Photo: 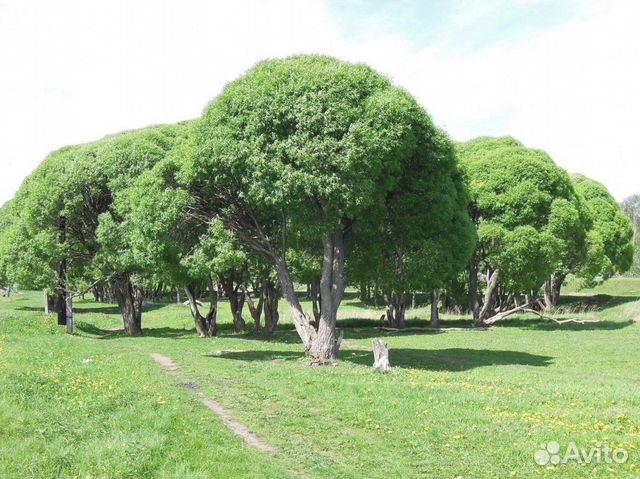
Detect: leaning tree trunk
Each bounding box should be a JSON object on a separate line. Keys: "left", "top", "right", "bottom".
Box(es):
{"left": 478, "top": 269, "right": 500, "bottom": 326}
{"left": 273, "top": 255, "right": 317, "bottom": 351}
{"left": 430, "top": 289, "right": 440, "bottom": 328}
{"left": 113, "top": 275, "right": 143, "bottom": 336}
{"left": 184, "top": 284, "right": 208, "bottom": 337}
{"left": 184, "top": 279, "right": 218, "bottom": 337}
{"left": 271, "top": 225, "right": 347, "bottom": 361}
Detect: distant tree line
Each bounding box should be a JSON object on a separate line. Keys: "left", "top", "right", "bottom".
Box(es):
{"left": 0, "top": 55, "right": 634, "bottom": 361}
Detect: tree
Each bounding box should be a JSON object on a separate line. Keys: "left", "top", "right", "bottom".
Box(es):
{"left": 0, "top": 124, "right": 186, "bottom": 335}
{"left": 572, "top": 175, "right": 634, "bottom": 284}
{"left": 621, "top": 194, "right": 640, "bottom": 276}
{"left": 88, "top": 123, "right": 190, "bottom": 334}
{"left": 185, "top": 54, "right": 471, "bottom": 360}
{"left": 0, "top": 146, "right": 79, "bottom": 324}
{"left": 457, "top": 137, "right": 590, "bottom": 323}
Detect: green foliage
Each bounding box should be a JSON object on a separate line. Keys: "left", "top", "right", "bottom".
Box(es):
{"left": 0, "top": 124, "right": 187, "bottom": 293}
{"left": 621, "top": 194, "right": 640, "bottom": 276}
{"left": 190, "top": 54, "right": 474, "bottom": 293}
{"left": 0, "top": 147, "right": 77, "bottom": 290}
{"left": 116, "top": 122, "right": 248, "bottom": 289}
{"left": 572, "top": 175, "right": 634, "bottom": 282}
{"left": 457, "top": 137, "right": 590, "bottom": 293}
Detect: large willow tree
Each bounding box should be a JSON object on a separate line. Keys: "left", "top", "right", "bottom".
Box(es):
{"left": 457, "top": 137, "right": 591, "bottom": 323}
{"left": 185, "top": 54, "right": 473, "bottom": 360}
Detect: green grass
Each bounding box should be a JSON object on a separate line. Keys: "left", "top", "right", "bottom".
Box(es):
{"left": 1, "top": 279, "right": 640, "bottom": 478}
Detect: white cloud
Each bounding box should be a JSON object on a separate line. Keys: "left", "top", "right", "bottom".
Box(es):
{"left": 0, "top": 0, "right": 638, "bottom": 204}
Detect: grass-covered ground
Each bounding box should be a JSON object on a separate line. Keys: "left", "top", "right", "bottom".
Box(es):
{"left": 1, "top": 279, "right": 639, "bottom": 478}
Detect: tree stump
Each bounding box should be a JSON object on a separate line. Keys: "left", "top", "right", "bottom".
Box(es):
{"left": 372, "top": 339, "right": 391, "bottom": 372}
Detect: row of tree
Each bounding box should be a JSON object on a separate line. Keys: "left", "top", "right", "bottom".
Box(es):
{"left": 0, "top": 55, "right": 634, "bottom": 361}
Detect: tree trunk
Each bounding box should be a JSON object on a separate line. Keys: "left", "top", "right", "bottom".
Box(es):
{"left": 383, "top": 290, "right": 395, "bottom": 327}
{"left": 308, "top": 229, "right": 346, "bottom": 360}
{"left": 221, "top": 272, "right": 246, "bottom": 332}
{"left": 469, "top": 253, "right": 480, "bottom": 322}
{"left": 430, "top": 289, "right": 440, "bottom": 328}
{"left": 65, "top": 296, "right": 73, "bottom": 334}
{"left": 44, "top": 292, "right": 55, "bottom": 315}
{"left": 263, "top": 280, "right": 280, "bottom": 336}
{"left": 478, "top": 269, "right": 499, "bottom": 325}
{"left": 372, "top": 339, "right": 391, "bottom": 372}
{"left": 271, "top": 225, "right": 347, "bottom": 361}
{"left": 310, "top": 277, "right": 321, "bottom": 323}
{"left": 543, "top": 277, "right": 554, "bottom": 310}
{"left": 243, "top": 283, "right": 264, "bottom": 334}
{"left": 113, "top": 276, "right": 142, "bottom": 336}
{"left": 553, "top": 275, "right": 563, "bottom": 306}
{"left": 543, "top": 274, "right": 564, "bottom": 310}
{"left": 184, "top": 279, "right": 218, "bottom": 337}
{"left": 273, "top": 255, "right": 317, "bottom": 350}
{"left": 185, "top": 284, "right": 208, "bottom": 337}
{"left": 393, "top": 291, "right": 407, "bottom": 328}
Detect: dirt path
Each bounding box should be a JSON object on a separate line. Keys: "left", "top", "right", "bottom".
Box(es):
{"left": 150, "top": 352, "right": 276, "bottom": 454}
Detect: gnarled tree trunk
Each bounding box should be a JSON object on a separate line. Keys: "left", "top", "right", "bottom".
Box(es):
{"left": 272, "top": 225, "right": 347, "bottom": 361}
{"left": 309, "top": 230, "right": 346, "bottom": 360}
{"left": 220, "top": 272, "right": 246, "bottom": 332}
{"left": 113, "top": 275, "right": 143, "bottom": 336}
{"left": 184, "top": 278, "right": 218, "bottom": 337}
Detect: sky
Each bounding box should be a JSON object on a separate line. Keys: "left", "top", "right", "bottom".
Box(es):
{"left": 0, "top": 0, "right": 638, "bottom": 204}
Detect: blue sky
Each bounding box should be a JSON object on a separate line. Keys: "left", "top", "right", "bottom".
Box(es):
{"left": 326, "top": 0, "right": 587, "bottom": 53}
{"left": 0, "top": 0, "right": 638, "bottom": 203}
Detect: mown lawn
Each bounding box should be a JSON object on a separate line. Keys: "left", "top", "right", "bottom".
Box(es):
{"left": 1, "top": 280, "right": 639, "bottom": 479}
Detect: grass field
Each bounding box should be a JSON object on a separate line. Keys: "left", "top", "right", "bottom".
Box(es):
{"left": 1, "top": 279, "right": 639, "bottom": 478}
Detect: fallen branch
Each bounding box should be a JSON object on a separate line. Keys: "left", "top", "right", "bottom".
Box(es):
{"left": 379, "top": 326, "right": 489, "bottom": 333}
{"left": 484, "top": 305, "right": 601, "bottom": 325}
{"left": 482, "top": 303, "right": 533, "bottom": 325}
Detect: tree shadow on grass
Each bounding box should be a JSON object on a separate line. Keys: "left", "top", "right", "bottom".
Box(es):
{"left": 76, "top": 320, "right": 253, "bottom": 340}
{"left": 15, "top": 302, "right": 171, "bottom": 315}
{"left": 495, "top": 317, "right": 635, "bottom": 331}
{"left": 205, "top": 347, "right": 553, "bottom": 372}
{"left": 558, "top": 294, "right": 640, "bottom": 309}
